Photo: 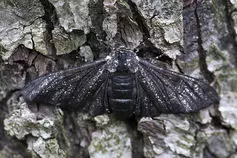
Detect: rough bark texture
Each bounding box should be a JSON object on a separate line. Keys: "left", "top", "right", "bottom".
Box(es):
{"left": 0, "top": 0, "right": 237, "bottom": 157}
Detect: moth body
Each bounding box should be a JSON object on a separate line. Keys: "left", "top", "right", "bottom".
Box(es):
{"left": 21, "top": 47, "right": 219, "bottom": 118}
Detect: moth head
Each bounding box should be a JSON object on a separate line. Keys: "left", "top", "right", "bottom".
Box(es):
{"left": 106, "top": 47, "right": 139, "bottom": 73}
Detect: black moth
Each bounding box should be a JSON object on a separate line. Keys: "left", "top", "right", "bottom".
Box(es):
{"left": 22, "top": 47, "right": 219, "bottom": 119}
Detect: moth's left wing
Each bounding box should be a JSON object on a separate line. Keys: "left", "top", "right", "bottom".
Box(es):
{"left": 135, "top": 59, "right": 219, "bottom": 117}
{"left": 21, "top": 59, "right": 110, "bottom": 116}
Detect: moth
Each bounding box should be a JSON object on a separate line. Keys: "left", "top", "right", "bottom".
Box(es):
{"left": 21, "top": 47, "right": 219, "bottom": 119}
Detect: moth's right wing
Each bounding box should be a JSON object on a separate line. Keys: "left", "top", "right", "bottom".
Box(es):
{"left": 135, "top": 59, "right": 219, "bottom": 117}
{"left": 21, "top": 59, "right": 110, "bottom": 116}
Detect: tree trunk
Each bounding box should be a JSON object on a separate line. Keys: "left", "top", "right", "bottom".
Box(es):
{"left": 0, "top": 0, "right": 237, "bottom": 157}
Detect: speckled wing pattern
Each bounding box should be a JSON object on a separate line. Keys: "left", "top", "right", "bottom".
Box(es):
{"left": 22, "top": 59, "right": 110, "bottom": 115}
{"left": 136, "top": 59, "right": 219, "bottom": 117}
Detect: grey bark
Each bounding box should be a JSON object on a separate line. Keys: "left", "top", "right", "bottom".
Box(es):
{"left": 0, "top": 0, "right": 237, "bottom": 158}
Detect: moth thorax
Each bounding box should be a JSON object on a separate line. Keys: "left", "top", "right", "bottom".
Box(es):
{"left": 117, "top": 52, "right": 129, "bottom": 72}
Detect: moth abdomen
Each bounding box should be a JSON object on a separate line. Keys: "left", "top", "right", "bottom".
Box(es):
{"left": 108, "top": 72, "right": 137, "bottom": 118}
